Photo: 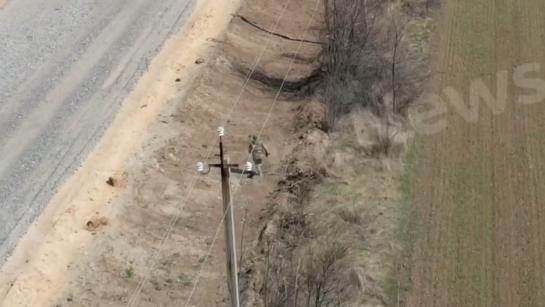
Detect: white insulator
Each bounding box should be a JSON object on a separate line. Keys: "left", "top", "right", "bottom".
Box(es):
{"left": 245, "top": 161, "right": 253, "bottom": 172}
{"left": 197, "top": 162, "right": 205, "bottom": 173}
{"left": 217, "top": 126, "right": 225, "bottom": 137}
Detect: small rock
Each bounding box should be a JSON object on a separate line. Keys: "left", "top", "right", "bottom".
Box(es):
{"left": 195, "top": 57, "right": 205, "bottom": 65}
{"left": 85, "top": 217, "right": 109, "bottom": 231}
{"left": 106, "top": 177, "right": 116, "bottom": 187}
{"left": 167, "top": 153, "right": 178, "bottom": 162}
{"left": 175, "top": 78, "right": 181, "bottom": 82}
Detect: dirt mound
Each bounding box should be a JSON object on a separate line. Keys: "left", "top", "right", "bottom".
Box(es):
{"left": 85, "top": 217, "right": 109, "bottom": 232}
{"left": 224, "top": 0, "right": 323, "bottom": 96}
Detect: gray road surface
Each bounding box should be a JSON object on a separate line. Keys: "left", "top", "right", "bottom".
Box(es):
{"left": 0, "top": 0, "right": 195, "bottom": 263}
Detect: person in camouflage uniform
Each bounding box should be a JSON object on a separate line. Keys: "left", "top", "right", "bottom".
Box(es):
{"left": 248, "top": 135, "right": 269, "bottom": 176}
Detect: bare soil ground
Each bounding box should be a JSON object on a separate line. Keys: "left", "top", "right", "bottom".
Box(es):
{"left": 407, "top": 0, "right": 545, "bottom": 306}
{"left": 57, "top": 1, "right": 322, "bottom": 306}
{"left": 0, "top": 0, "right": 323, "bottom": 306}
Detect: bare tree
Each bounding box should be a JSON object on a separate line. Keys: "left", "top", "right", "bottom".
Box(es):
{"left": 323, "top": 0, "right": 377, "bottom": 124}
{"left": 388, "top": 5, "right": 409, "bottom": 114}
{"left": 323, "top": 0, "right": 433, "bottom": 124}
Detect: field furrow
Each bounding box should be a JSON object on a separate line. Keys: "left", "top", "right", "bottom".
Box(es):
{"left": 408, "top": 0, "right": 545, "bottom": 306}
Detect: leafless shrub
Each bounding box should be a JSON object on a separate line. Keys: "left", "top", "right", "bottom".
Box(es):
{"left": 323, "top": 0, "right": 380, "bottom": 123}
{"left": 323, "top": 0, "right": 432, "bottom": 124}
{"left": 369, "top": 121, "right": 400, "bottom": 157}
{"left": 301, "top": 240, "right": 348, "bottom": 307}
{"left": 262, "top": 237, "right": 349, "bottom": 307}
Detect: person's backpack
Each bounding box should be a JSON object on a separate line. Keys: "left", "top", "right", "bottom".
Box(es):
{"left": 253, "top": 143, "right": 265, "bottom": 154}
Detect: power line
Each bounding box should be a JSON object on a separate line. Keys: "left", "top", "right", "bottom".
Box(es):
{"left": 184, "top": 0, "right": 321, "bottom": 305}
{"left": 126, "top": 1, "right": 292, "bottom": 306}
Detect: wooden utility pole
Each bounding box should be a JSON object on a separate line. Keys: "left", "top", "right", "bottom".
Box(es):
{"left": 219, "top": 135, "right": 241, "bottom": 307}
{"left": 197, "top": 127, "right": 242, "bottom": 307}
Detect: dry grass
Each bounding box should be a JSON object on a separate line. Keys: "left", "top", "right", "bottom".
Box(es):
{"left": 242, "top": 117, "right": 410, "bottom": 306}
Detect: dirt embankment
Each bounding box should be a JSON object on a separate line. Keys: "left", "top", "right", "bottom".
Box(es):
{"left": 0, "top": 0, "right": 323, "bottom": 306}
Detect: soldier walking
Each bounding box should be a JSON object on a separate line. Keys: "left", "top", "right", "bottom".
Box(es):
{"left": 248, "top": 135, "right": 269, "bottom": 176}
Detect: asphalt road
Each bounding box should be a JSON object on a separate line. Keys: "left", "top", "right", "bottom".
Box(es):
{"left": 0, "top": 0, "right": 195, "bottom": 262}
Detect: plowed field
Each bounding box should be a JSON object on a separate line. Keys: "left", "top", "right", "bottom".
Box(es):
{"left": 408, "top": 1, "right": 545, "bottom": 306}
